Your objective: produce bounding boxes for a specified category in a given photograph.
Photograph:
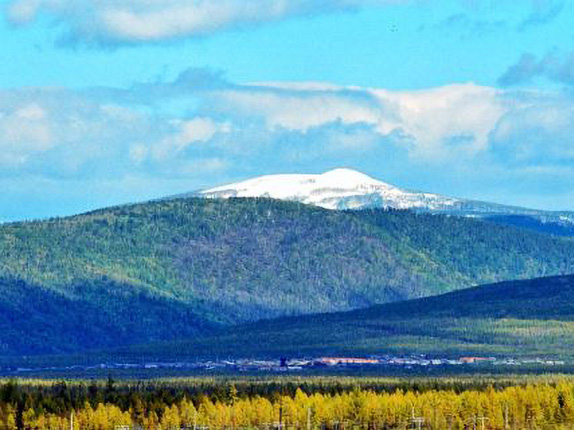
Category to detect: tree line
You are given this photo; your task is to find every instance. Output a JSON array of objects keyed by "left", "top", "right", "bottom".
[{"left": 3, "top": 379, "right": 574, "bottom": 429}]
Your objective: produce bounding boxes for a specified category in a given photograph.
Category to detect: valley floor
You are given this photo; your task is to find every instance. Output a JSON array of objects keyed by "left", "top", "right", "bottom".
[{"left": 3, "top": 357, "right": 574, "bottom": 380}]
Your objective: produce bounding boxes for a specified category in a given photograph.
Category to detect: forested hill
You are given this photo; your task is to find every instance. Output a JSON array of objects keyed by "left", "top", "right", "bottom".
[
  {"left": 125, "top": 275, "right": 574, "bottom": 360},
  {"left": 1, "top": 197, "right": 574, "bottom": 355}
]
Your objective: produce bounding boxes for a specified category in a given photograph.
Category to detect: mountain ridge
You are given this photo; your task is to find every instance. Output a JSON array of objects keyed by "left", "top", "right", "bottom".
[
  {"left": 194, "top": 169, "right": 574, "bottom": 230},
  {"left": 2, "top": 197, "right": 574, "bottom": 355},
  {"left": 119, "top": 274, "right": 574, "bottom": 360}
]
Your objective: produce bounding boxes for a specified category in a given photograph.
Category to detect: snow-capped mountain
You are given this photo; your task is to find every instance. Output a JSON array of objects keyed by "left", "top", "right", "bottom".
[
  {"left": 199, "top": 168, "right": 463, "bottom": 211},
  {"left": 193, "top": 169, "right": 574, "bottom": 233}
]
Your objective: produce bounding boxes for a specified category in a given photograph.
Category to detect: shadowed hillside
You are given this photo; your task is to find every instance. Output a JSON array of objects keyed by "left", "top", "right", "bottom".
[
  {"left": 120, "top": 275, "right": 574, "bottom": 360},
  {"left": 1, "top": 198, "right": 574, "bottom": 354}
]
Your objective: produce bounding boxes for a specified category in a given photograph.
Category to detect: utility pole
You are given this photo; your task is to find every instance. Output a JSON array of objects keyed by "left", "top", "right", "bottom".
[
  {"left": 411, "top": 416, "right": 424, "bottom": 430},
  {"left": 412, "top": 416, "right": 424, "bottom": 430},
  {"left": 279, "top": 396, "right": 283, "bottom": 430},
  {"left": 307, "top": 407, "right": 312, "bottom": 430},
  {"left": 477, "top": 416, "right": 489, "bottom": 430},
  {"left": 447, "top": 414, "right": 453, "bottom": 430},
  {"left": 410, "top": 408, "right": 424, "bottom": 430}
]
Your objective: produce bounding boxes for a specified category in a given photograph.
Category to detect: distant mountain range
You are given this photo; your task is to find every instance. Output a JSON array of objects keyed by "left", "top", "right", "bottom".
[
  {"left": 2, "top": 198, "right": 574, "bottom": 355},
  {"left": 196, "top": 168, "right": 574, "bottom": 235},
  {"left": 121, "top": 274, "right": 574, "bottom": 360}
]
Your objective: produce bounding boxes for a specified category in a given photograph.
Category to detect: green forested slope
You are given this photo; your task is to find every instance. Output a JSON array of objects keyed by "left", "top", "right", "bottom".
[
  {"left": 123, "top": 275, "right": 574, "bottom": 360},
  {"left": 0, "top": 277, "right": 216, "bottom": 355},
  {"left": 351, "top": 209, "right": 574, "bottom": 284},
  {"left": 1, "top": 197, "right": 574, "bottom": 354}
]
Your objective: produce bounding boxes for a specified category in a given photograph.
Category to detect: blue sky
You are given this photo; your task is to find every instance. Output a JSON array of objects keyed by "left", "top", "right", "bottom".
[{"left": 1, "top": 0, "right": 574, "bottom": 221}]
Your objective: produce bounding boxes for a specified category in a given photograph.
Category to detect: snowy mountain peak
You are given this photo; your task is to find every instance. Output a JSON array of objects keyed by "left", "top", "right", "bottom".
[
  {"left": 199, "top": 168, "right": 460, "bottom": 211},
  {"left": 317, "top": 168, "right": 383, "bottom": 186},
  {"left": 193, "top": 169, "right": 574, "bottom": 228}
]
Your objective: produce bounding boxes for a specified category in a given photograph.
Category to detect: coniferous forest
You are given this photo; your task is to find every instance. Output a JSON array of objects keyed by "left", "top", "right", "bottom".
[
  {"left": 2, "top": 198, "right": 574, "bottom": 355},
  {"left": 115, "top": 274, "right": 574, "bottom": 361},
  {"left": 4, "top": 378, "right": 574, "bottom": 430}
]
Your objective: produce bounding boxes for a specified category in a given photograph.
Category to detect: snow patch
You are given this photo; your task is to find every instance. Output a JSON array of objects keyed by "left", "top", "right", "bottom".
[{"left": 200, "top": 168, "right": 461, "bottom": 211}]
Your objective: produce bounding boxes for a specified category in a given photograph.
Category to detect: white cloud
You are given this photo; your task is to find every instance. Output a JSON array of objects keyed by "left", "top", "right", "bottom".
[
  {"left": 0, "top": 103, "right": 53, "bottom": 166},
  {"left": 7, "top": 0, "right": 44, "bottom": 22},
  {"left": 129, "top": 143, "right": 149, "bottom": 165},
  {"left": 151, "top": 117, "right": 229, "bottom": 161},
  {"left": 15, "top": 103, "right": 47, "bottom": 120},
  {"left": 6, "top": 0, "right": 403, "bottom": 45},
  {"left": 1, "top": 77, "right": 569, "bottom": 177},
  {"left": 490, "top": 98, "right": 574, "bottom": 166},
  {"left": 373, "top": 83, "right": 507, "bottom": 159},
  {"left": 208, "top": 87, "right": 383, "bottom": 131},
  {"left": 207, "top": 82, "right": 508, "bottom": 161},
  {"left": 98, "top": 1, "right": 285, "bottom": 41},
  {"left": 0, "top": 89, "right": 160, "bottom": 176},
  {"left": 2, "top": 74, "right": 574, "bottom": 215}
]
